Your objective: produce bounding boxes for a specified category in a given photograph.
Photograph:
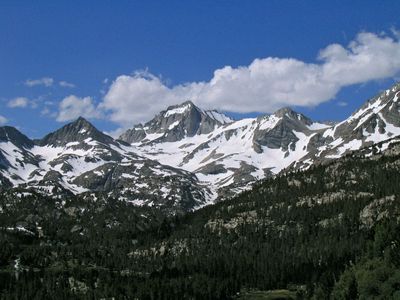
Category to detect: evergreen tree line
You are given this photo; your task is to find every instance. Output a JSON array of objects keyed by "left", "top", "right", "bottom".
[{"left": 0, "top": 144, "right": 400, "bottom": 298}]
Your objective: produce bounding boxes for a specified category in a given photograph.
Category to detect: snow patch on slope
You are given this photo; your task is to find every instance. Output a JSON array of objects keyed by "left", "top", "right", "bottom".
[{"left": 164, "top": 104, "right": 191, "bottom": 117}]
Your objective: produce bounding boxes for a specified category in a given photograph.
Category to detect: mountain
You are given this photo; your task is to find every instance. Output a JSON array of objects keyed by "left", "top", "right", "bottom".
[
  {"left": 0, "top": 127, "right": 36, "bottom": 188},
  {"left": 0, "top": 82, "right": 400, "bottom": 211},
  {"left": 2, "top": 83, "right": 400, "bottom": 298},
  {"left": 0, "top": 126, "right": 34, "bottom": 149},
  {"left": 120, "top": 82, "right": 400, "bottom": 199},
  {"left": 285, "top": 82, "right": 400, "bottom": 172},
  {"left": 119, "top": 101, "right": 332, "bottom": 198},
  {"left": 37, "top": 116, "right": 116, "bottom": 147},
  {"left": 119, "top": 100, "right": 233, "bottom": 144},
  {"left": 2, "top": 134, "right": 400, "bottom": 298},
  {"left": 0, "top": 118, "right": 211, "bottom": 213},
  {"left": 120, "top": 138, "right": 400, "bottom": 298}
]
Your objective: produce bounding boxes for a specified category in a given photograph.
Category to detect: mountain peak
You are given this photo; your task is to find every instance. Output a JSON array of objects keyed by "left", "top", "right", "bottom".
[
  {"left": 76, "top": 116, "right": 90, "bottom": 122},
  {"left": 273, "top": 106, "right": 298, "bottom": 117},
  {"left": 163, "top": 101, "right": 197, "bottom": 118},
  {"left": 0, "top": 126, "right": 34, "bottom": 149},
  {"left": 178, "top": 100, "right": 195, "bottom": 107},
  {"left": 70, "top": 116, "right": 96, "bottom": 130},
  {"left": 164, "top": 100, "right": 233, "bottom": 124},
  {"left": 37, "top": 117, "right": 115, "bottom": 147},
  {"left": 347, "top": 81, "right": 400, "bottom": 125},
  {"left": 270, "top": 107, "right": 311, "bottom": 125},
  {"left": 119, "top": 100, "right": 233, "bottom": 143}
]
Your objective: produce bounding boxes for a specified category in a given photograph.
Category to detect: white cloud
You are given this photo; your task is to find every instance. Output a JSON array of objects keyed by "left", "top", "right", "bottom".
[
  {"left": 101, "top": 31, "right": 400, "bottom": 127},
  {"left": 56, "top": 95, "right": 102, "bottom": 122},
  {"left": 59, "top": 81, "right": 75, "bottom": 88},
  {"left": 337, "top": 101, "right": 348, "bottom": 107},
  {"left": 41, "top": 107, "right": 50, "bottom": 115},
  {"left": 7, "top": 97, "right": 30, "bottom": 108},
  {"left": 25, "top": 77, "right": 54, "bottom": 87},
  {"left": 0, "top": 115, "right": 7, "bottom": 125}
]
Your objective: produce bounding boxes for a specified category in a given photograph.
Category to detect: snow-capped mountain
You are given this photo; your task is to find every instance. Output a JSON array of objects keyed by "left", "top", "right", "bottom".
[
  {"left": 120, "top": 103, "right": 332, "bottom": 198},
  {"left": 120, "top": 82, "right": 400, "bottom": 199},
  {"left": 305, "top": 83, "right": 400, "bottom": 163},
  {"left": 119, "top": 100, "right": 233, "bottom": 144},
  {"left": 1, "top": 82, "right": 400, "bottom": 211},
  {"left": 0, "top": 117, "right": 211, "bottom": 213}
]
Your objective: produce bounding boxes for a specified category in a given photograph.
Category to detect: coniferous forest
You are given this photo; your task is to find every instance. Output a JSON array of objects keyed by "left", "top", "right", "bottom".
[{"left": 1, "top": 141, "right": 400, "bottom": 299}]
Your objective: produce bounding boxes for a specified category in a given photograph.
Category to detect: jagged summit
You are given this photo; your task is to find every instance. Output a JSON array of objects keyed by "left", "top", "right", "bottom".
[
  {"left": 119, "top": 101, "right": 233, "bottom": 144},
  {"left": 164, "top": 100, "right": 195, "bottom": 111},
  {"left": 37, "top": 116, "right": 115, "bottom": 147},
  {"left": 348, "top": 81, "right": 400, "bottom": 120},
  {"left": 162, "top": 100, "right": 233, "bottom": 124},
  {"left": 0, "top": 126, "right": 34, "bottom": 149},
  {"left": 163, "top": 100, "right": 196, "bottom": 117},
  {"left": 265, "top": 107, "right": 314, "bottom": 126},
  {"left": 1, "top": 82, "right": 400, "bottom": 209},
  {"left": 120, "top": 83, "right": 400, "bottom": 198},
  {"left": 323, "top": 81, "right": 400, "bottom": 146},
  {"left": 272, "top": 106, "right": 297, "bottom": 117},
  {"left": 0, "top": 117, "right": 209, "bottom": 212}
]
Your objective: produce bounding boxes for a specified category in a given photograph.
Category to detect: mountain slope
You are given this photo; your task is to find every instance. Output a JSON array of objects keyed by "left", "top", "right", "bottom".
[
  {"left": 0, "top": 82, "right": 400, "bottom": 210},
  {"left": 119, "top": 138, "right": 400, "bottom": 298},
  {"left": 2, "top": 135, "right": 400, "bottom": 298},
  {"left": 119, "top": 100, "right": 233, "bottom": 144},
  {"left": 120, "top": 82, "right": 400, "bottom": 199},
  {"left": 0, "top": 119, "right": 211, "bottom": 213},
  {"left": 37, "top": 116, "right": 116, "bottom": 147},
  {"left": 121, "top": 103, "right": 332, "bottom": 198}
]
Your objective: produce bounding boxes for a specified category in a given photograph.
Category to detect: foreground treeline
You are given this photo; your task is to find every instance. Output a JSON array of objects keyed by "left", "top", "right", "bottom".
[{"left": 1, "top": 143, "right": 400, "bottom": 299}]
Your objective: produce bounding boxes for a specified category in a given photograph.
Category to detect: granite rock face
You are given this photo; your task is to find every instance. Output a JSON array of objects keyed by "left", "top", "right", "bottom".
[
  {"left": 119, "top": 101, "right": 233, "bottom": 144},
  {"left": 252, "top": 107, "right": 314, "bottom": 152},
  {"left": 37, "top": 117, "right": 116, "bottom": 148}
]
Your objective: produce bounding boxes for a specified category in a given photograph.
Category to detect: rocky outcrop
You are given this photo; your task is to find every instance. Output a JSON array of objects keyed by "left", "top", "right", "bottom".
[{"left": 119, "top": 101, "right": 233, "bottom": 144}]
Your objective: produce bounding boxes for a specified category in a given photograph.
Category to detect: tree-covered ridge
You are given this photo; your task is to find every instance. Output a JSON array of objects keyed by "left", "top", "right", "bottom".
[{"left": 1, "top": 141, "right": 400, "bottom": 299}]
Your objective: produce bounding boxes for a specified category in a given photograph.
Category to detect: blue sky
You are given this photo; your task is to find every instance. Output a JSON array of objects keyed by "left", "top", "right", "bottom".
[{"left": 1, "top": 1, "right": 400, "bottom": 137}]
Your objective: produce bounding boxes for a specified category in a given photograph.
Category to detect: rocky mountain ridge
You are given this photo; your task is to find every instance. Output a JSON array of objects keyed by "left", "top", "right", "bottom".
[
  {"left": 0, "top": 82, "right": 400, "bottom": 211},
  {"left": 120, "top": 82, "right": 400, "bottom": 199},
  {"left": 119, "top": 101, "right": 233, "bottom": 144},
  {"left": 0, "top": 118, "right": 212, "bottom": 213}
]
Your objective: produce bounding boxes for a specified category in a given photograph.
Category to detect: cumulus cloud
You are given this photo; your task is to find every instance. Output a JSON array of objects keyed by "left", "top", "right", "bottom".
[
  {"left": 0, "top": 115, "right": 8, "bottom": 125},
  {"left": 7, "top": 97, "right": 30, "bottom": 108},
  {"left": 101, "top": 31, "right": 400, "bottom": 127},
  {"left": 56, "top": 95, "right": 102, "bottom": 122},
  {"left": 25, "top": 77, "right": 54, "bottom": 87},
  {"left": 59, "top": 81, "right": 75, "bottom": 88}
]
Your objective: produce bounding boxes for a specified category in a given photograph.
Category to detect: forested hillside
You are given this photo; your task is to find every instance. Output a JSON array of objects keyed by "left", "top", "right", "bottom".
[{"left": 1, "top": 140, "right": 400, "bottom": 299}]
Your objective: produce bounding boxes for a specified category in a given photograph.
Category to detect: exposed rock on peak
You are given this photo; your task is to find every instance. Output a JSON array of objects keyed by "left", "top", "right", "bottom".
[
  {"left": 1, "top": 82, "right": 400, "bottom": 209},
  {"left": 37, "top": 117, "right": 115, "bottom": 147},
  {"left": 124, "top": 82, "right": 400, "bottom": 199},
  {"left": 0, "top": 118, "right": 211, "bottom": 213},
  {"left": 119, "top": 100, "right": 233, "bottom": 144},
  {"left": 273, "top": 106, "right": 298, "bottom": 117},
  {"left": 0, "top": 126, "right": 34, "bottom": 149}
]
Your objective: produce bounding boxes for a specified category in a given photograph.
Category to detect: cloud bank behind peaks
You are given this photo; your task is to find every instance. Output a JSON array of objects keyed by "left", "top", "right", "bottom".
[
  {"left": 101, "top": 31, "right": 400, "bottom": 126},
  {"left": 57, "top": 95, "right": 102, "bottom": 122}
]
